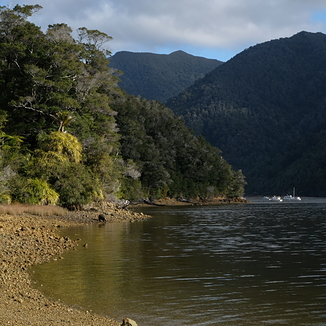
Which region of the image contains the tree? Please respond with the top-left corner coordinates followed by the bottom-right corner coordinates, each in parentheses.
top-left (36, 131), bottom-right (82, 164)
top-left (77, 27), bottom-right (112, 53)
top-left (0, 4), bottom-right (245, 205)
top-left (56, 111), bottom-right (74, 132)
top-left (0, 5), bottom-right (124, 205)
top-left (113, 94), bottom-right (246, 199)
top-left (10, 177), bottom-right (59, 205)
top-left (52, 163), bottom-right (102, 209)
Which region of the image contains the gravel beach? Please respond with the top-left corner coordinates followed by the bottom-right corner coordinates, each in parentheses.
top-left (0, 203), bottom-right (150, 326)
top-left (0, 198), bottom-right (245, 325)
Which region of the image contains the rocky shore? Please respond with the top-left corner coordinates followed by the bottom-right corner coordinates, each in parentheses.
top-left (0, 198), bottom-right (246, 325)
top-left (0, 203), bottom-right (150, 326)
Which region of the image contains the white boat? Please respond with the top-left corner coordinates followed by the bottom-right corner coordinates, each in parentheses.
top-left (283, 188), bottom-right (301, 201)
top-left (271, 196), bottom-right (283, 202)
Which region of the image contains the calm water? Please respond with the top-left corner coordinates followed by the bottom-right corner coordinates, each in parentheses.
top-left (31, 198), bottom-right (326, 325)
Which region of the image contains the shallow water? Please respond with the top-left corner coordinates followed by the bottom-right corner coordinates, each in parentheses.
top-left (31, 198), bottom-right (326, 325)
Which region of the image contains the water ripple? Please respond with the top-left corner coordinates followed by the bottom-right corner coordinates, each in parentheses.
top-left (32, 199), bottom-right (326, 326)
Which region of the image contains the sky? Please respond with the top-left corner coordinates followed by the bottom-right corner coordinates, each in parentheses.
top-left (1, 0), bottom-right (326, 61)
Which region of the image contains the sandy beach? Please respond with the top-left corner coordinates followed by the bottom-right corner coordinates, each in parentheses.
top-left (0, 203), bottom-right (150, 326)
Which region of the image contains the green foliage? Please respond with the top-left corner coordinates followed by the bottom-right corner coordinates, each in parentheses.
top-left (118, 177), bottom-right (143, 201)
top-left (0, 4), bottom-right (244, 206)
top-left (0, 162), bottom-right (15, 203)
top-left (10, 177), bottom-right (59, 205)
top-left (0, 194), bottom-right (11, 204)
top-left (113, 95), bottom-right (245, 199)
top-left (109, 50), bottom-right (222, 103)
top-left (0, 5), bottom-right (121, 206)
top-left (36, 131), bottom-right (82, 164)
top-left (52, 163), bottom-right (102, 209)
top-left (167, 31), bottom-right (326, 196)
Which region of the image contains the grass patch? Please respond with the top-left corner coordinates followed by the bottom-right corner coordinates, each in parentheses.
top-left (0, 204), bottom-right (68, 216)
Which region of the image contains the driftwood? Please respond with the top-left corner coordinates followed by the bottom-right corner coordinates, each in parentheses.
top-left (117, 199), bottom-right (130, 210)
top-left (177, 197), bottom-right (195, 204)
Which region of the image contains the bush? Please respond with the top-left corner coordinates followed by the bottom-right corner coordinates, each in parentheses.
top-left (52, 163), bottom-right (102, 209)
top-left (10, 177), bottom-right (59, 205)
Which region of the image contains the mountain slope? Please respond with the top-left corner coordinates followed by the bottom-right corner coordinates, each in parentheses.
top-left (167, 31), bottom-right (326, 196)
top-left (109, 50), bottom-right (222, 103)
top-left (112, 94), bottom-right (246, 199)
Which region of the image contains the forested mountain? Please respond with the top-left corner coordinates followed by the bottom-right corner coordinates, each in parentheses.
top-left (0, 5), bottom-right (244, 208)
top-left (167, 31), bottom-right (326, 196)
top-left (112, 94), bottom-right (245, 199)
top-left (109, 50), bottom-right (222, 103)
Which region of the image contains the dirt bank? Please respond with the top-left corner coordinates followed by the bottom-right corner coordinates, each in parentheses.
top-left (0, 203), bottom-right (150, 326)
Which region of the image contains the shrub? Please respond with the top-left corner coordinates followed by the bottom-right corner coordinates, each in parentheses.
top-left (10, 177), bottom-right (59, 205)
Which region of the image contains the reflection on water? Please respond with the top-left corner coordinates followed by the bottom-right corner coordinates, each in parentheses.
top-left (31, 198), bottom-right (326, 325)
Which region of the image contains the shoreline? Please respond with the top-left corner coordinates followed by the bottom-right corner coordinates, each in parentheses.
top-left (0, 198), bottom-right (246, 325)
top-left (0, 204), bottom-right (150, 326)
top-left (130, 196), bottom-right (248, 207)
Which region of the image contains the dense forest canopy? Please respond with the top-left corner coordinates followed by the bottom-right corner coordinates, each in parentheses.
top-left (109, 50), bottom-right (222, 103)
top-left (0, 4), bottom-right (245, 208)
top-left (167, 31), bottom-right (326, 196)
top-left (112, 95), bottom-right (245, 199)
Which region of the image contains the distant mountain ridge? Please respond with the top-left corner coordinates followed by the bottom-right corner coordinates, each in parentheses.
top-left (167, 31), bottom-right (326, 196)
top-left (109, 50), bottom-right (223, 103)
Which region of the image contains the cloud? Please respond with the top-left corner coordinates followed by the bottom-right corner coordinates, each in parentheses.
top-left (3, 0), bottom-right (326, 60)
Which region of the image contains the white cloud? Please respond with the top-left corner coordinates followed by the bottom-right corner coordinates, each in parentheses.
top-left (4, 0), bottom-right (326, 60)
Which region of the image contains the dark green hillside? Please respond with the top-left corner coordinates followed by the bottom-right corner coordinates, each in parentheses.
top-left (0, 4), bottom-right (244, 206)
top-left (167, 31), bottom-right (326, 196)
top-left (112, 94), bottom-right (246, 199)
top-left (109, 50), bottom-right (222, 103)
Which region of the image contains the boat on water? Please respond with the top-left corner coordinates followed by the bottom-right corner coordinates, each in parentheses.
top-left (283, 194), bottom-right (301, 200)
top-left (263, 196), bottom-right (283, 201)
top-left (283, 188), bottom-right (301, 201)
top-left (271, 196), bottom-right (283, 202)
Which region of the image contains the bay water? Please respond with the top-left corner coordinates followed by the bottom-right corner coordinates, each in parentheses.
top-left (31, 198), bottom-right (326, 325)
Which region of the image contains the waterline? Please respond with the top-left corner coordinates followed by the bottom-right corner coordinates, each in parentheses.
top-left (31, 199), bottom-right (326, 325)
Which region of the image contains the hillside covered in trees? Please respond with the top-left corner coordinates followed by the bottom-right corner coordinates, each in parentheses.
top-left (109, 50), bottom-right (222, 103)
top-left (0, 4), bottom-right (245, 208)
top-left (167, 31), bottom-right (326, 196)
